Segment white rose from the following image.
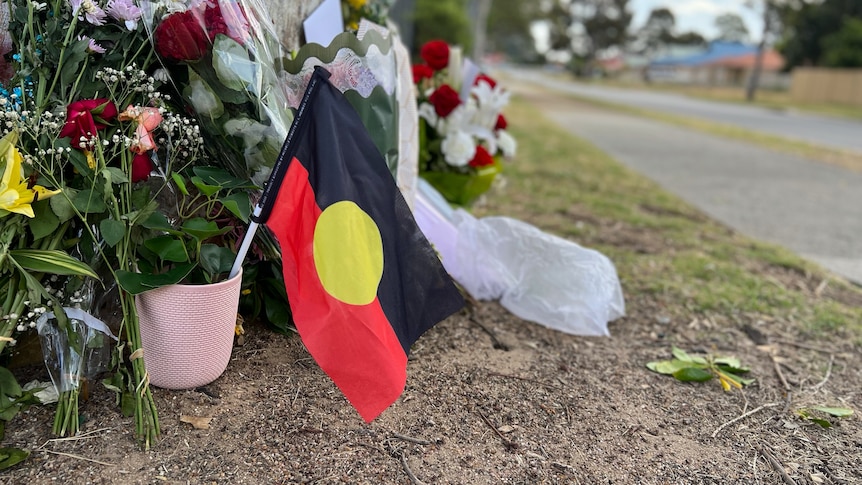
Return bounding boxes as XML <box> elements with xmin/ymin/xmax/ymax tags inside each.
<box><xmin>496</xmin><ymin>130</ymin><xmax>517</xmax><ymax>159</ymax></box>
<box><xmin>441</xmin><ymin>131</ymin><xmax>476</xmax><ymax>167</ymax></box>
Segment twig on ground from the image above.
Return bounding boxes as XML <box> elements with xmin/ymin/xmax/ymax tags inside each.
<box><xmin>391</xmin><ymin>433</ymin><xmax>432</xmax><ymax>446</ymax></box>
<box><xmin>477</xmin><ymin>411</ymin><xmax>519</xmax><ymax>450</ymax></box>
<box><xmin>712</xmin><ymin>403</ymin><xmax>781</xmax><ymax>438</ymax></box>
<box><xmin>809</xmin><ymin>354</ymin><xmax>835</xmax><ymax>391</ymax></box>
<box><xmin>43</xmin><ymin>427</ymin><xmax>114</xmax><ymax>445</ymax></box>
<box><xmin>756</xmin><ymin>444</ymin><xmax>797</xmax><ymax>485</ymax></box>
<box><xmin>770</xmin><ymin>355</ymin><xmax>791</xmax><ymax>392</ymax></box>
<box><xmin>769</xmin><ymin>354</ymin><xmax>793</xmax><ymax>413</ymax></box>
<box><xmin>775</xmin><ymin>340</ymin><xmax>835</xmax><ymax>354</ymax></box>
<box><xmin>399</xmin><ymin>452</ymin><xmax>426</xmax><ymax>485</ymax></box>
<box><xmin>43</xmin><ymin>450</ymin><xmax>114</xmax><ymax>466</ymax></box>
<box><xmin>468</xmin><ymin>316</ymin><xmax>509</xmax><ymax>351</ymax></box>
<box><xmin>487</xmin><ymin>372</ymin><xmax>563</xmax><ymax>391</ymax></box>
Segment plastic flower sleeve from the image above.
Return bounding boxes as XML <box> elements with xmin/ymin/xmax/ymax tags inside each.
<box><xmin>414</xmin><ymin>179</ymin><xmax>626</xmax><ymax>337</ymax></box>
<box><xmin>36</xmin><ymin>307</ymin><xmax>117</xmax><ymax>394</ymax></box>
<box><xmin>138</xmin><ymin>0</ymin><xmax>293</xmax><ymax>185</ymax></box>
<box><xmin>280</xmin><ymin>19</ymin><xmax>400</xmax><ymax>177</ymax></box>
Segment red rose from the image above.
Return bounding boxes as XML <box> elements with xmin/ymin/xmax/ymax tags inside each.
<box><xmin>154</xmin><ymin>8</ymin><xmax>209</xmax><ymax>62</ymax></box>
<box><xmin>469</xmin><ymin>145</ymin><xmax>495</xmax><ymax>168</ymax></box>
<box><xmin>204</xmin><ymin>2</ymin><xmax>250</xmax><ymax>44</ymax></box>
<box><xmin>428</xmin><ymin>84</ymin><xmax>461</xmax><ymax>118</ymax></box>
<box><xmin>60</xmin><ymin>98</ymin><xmax>118</xmax><ymax>148</ymax></box>
<box><xmin>131</xmin><ymin>153</ymin><xmax>154</xmax><ymax>183</ymax></box>
<box><xmin>474</xmin><ymin>73</ymin><xmax>497</xmax><ymax>89</ymax></box>
<box><xmin>412</xmin><ymin>64</ymin><xmax>433</xmax><ymax>83</ymax></box>
<box><xmin>420</xmin><ymin>40</ymin><xmax>450</xmax><ymax>71</ymax></box>
<box><xmin>495</xmin><ymin>114</ymin><xmax>507</xmax><ymax>131</ymax></box>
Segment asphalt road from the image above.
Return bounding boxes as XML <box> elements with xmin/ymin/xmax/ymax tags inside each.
<box><xmin>508</xmin><ymin>67</ymin><xmax>862</xmax><ymax>155</ymax></box>
<box><xmin>506</xmin><ymin>69</ymin><xmax>862</xmax><ymax>284</ymax></box>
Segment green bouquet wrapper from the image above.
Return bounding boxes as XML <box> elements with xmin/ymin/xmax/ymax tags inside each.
<box><xmin>420</xmin><ymin>158</ymin><xmax>501</xmax><ymax>207</ymax></box>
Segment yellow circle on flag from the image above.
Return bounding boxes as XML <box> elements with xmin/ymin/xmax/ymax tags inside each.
<box><xmin>313</xmin><ymin>200</ymin><xmax>384</xmax><ymax>305</ymax></box>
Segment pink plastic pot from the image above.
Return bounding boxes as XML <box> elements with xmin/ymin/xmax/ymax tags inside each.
<box><xmin>136</xmin><ymin>269</ymin><xmax>242</xmax><ymax>389</ymax></box>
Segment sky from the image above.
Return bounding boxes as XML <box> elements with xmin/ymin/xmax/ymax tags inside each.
<box><xmin>629</xmin><ymin>0</ymin><xmax>764</xmax><ymax>42</ymax></box>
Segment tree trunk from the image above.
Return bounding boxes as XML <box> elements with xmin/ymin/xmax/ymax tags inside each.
<box><xmin>472</xmin><ymin>0</ymin><xmax>492</xmax><ymax>64</ymax></box>
<box><xmin>261</xmin><ymin>0</ymin><xmax>325</xmax><ymax>51</ymax></box>
<box><xmin>745</xmin><ymin>4</ymin><xmax>771</xmax><ymax>102</ymax></box>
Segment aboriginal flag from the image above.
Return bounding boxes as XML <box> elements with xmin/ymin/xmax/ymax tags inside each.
<box><xmin>255</xmin><ymin>67</ymin><xmax>464</xmax><ymax>422</ymax></box>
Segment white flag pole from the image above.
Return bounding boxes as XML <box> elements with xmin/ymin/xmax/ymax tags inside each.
<box><xmin>228</xmin><ymin>205</ymin><xmax>263</xmax><ymax>280</ymax></box>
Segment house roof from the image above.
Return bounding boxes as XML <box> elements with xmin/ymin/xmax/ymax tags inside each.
<box><xmin>650</xmin><ymin>41</ymin><xmax>758</xmax><ymax>67</ymax></box>
<box><xmin>707</xmin><ymin>50</ymin><xmax>785</xmax><ymax>71</ymax></box>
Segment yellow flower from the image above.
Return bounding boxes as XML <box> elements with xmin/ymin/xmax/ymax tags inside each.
<box><xmin>0</xmin><ymin>131</ymin><xmax>61</xmax><ymax>218</ymax></box>
<box><xmin>347</xmin><ymin>0</ymin><xmax>366</xmax><ymax>9</ymax></box>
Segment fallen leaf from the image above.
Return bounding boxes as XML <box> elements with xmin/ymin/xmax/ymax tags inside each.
<box><xmin>497</xmin><ymin>425</ymin><xmax>515</xmax><ymax>434</ymax></box>
<box><xmin>180</xmin><ymin>415</ymin><xmax>213</xmax><ymax>430</ymax></box>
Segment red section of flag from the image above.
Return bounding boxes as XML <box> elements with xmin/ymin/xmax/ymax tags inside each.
<box><xmin>266</xmin><ymin>157</ymin><xmax>408</xmax><ymax>422</ymax></box>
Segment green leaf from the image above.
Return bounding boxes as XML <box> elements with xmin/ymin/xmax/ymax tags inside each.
<box><xmin>141</xmin><ymin>211</ymin><xmax>173</xmax><ymax>231</ymax></box>
<box><xmin>9</xmin><ymin>250</ymin><xmax>98</xmax><ymax>278</ymax></box>
<box><xmin>180</xmin><ymin>218</ymin><xmax>231</xmax><ymax>241</ymax></box>
<box><xmin>190</xmin><ymin>176</ymin><xmax>221</xmax><ymax>197</ymax></box>
<box><xmin>0</xmin><ymin>368</ymin><xmax>21</xmax><ymax>399</ymax></box>
<box><xmin>672</xmin><ymin>367</ymin><xmax>714</xmax><ymax>382</ymax></box>
<box><xmin>171</xmin><ymin>172</ymin><xmax>189</xmax><ymax>196</ymax></box>
<box><xmin>671</xmin><ymin>347</ymin><xmax>707</xmax><ymax>365</ymax></box>
<box><xmin>809</xmin><ymin>418</ymin><xmax>832</xmax><ymax>428</ymax></box>
<box><xmin>0</xmin><ymin>447</ymin><xmax>29</xmax><ymax>470</ymax></box>
<box><xmin>811</xmin><ymin>407</ymin><xmax>854</xmax><ymax>418</ymax></box>
<box><xmin>105</xmin><ymin>167</ymin><xmax>129</xmax><ymax>184</ymax></box>
<box><xmin>50</xmin><ymin>191</ymin><xmax>77</xmax><ymax>223</ymax></box>
<box><xmin>193</xmin><ymin>166</ymin><xmax>257</xmax><ymax>190</ymax></box>
<box><xmin>647</xmin><ymin>359</ymin><xmax>704</xmax><ymax>375</ymax></box>
<box><xmin>713</xmin><ymin>356</ymin><xmax>743</xmax><ymax>369</ymax></box>
<box><xmin>65</xmin><ymin>145</ymin><xmax>94</xmax><ymax>177</ymax></box>
<box><xmin>72</xmin><ymin>189</ymin><xmax>107</xmax><ymax>214</ymax></box>
<box><xmin>220</xmin><ymin>192</ymin><xmax>251</xmax><ymax>222</ymax></box>
<box><xmin>59</xmin><ymin>41</ymin><xmax>88</xmax><ymax>93</ymax></box>
<box><xmin>116</xmin><ymin>264</ymin><xmax>196</xmax><ymax>294</ymax></box>
<box><xmin>212</xmin><ymin>34</ymin><xmax>257</xmax><ymax>91</ymax></box>
<box><xmin>100</xmin><ymin>219</ymin><xmax>125</xmax><ymax>247</ymax></box>
<box><xmin>29</xmin><ymin>200</ymin><xmax>61</xmax><ymax>241</ymax></box>
<box><xmin>199</xmin><ymin>244</ymin><xmax>235</xmax><ymax>278</ymax></box>
<box><xmin>144</xmin><ymin>236</ymin><xmax>188</xmax><ymax>263</ymax></box>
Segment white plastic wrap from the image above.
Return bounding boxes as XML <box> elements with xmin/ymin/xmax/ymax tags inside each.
<box><xmin>415</xmin><ymin>180</ymin><xmax>625</xmax><ymax>336</ymax></box>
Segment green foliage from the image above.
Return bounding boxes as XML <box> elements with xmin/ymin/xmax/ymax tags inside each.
<box><xmin>821</xmin><ymin>18</ymin><xmax>862</xmax><ymax>67</ymax></box>
<box><xmin>777</xmin><ymin>0</ymin><xmax>862</xmax><ymax>69</ymax></box>
<box><xmin>412</xmin><ymin>0</ymin><xmax>472</xmax><ymax>56</ymax></box>
<box><xmin>544</xmin><ymin>0</ymin><xmax>633</xmax><ymax>66</ymax></box>
<box><xmin>116</xmin><ymin>166</ymin><xmax>252</xmax><ymax>294</ymax></box>
<box><xmin>0</xmin><ymin>447</ymin><xmax>29</xmax><ymax>470</ymax></box>
<box><xmin>647</xmin><ymin>347</ymin><xmax>755</xmax><ymax>391</ymax></box>
<box><xmin>486</xmin><ymin>0</ymin><xmax>543</xmax><ymax>61</ymax></box>
<box><xmin>713</xmin><ymin>13</ymin><xmax>749</xmax><ymax>43</ymax></box>
<box><xmin>797</xmin><ymin>406</ymin><xmax>854</xmax><ymax>428</ymax></box>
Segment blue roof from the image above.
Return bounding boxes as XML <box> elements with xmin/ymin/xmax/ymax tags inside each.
<box><xmin>650</xmin><ymin>42</ymin><xmax>758</xmax><ymax>67</ymax></box>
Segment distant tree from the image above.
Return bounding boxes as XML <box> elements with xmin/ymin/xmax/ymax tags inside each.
<box><xmin>821</xmin><ymin>18</ymin><xmax>862</xmax><ymax>67</ymax></box>
<box><xmin>777</xmin><ymin>0</ymin><xmax>862</xmax><ymax>69</ymax></box>
<box><xmin>714</xmin><ymin>13</ymin><xmax>750</xmax><ymax>42</ymax></box>
<box><xmin>637</xmin><ymin>7</ymin><xmax>676</xmax><ymax>54</ymax></box>
<box><xmin>544</xmin><ymin>0</ymin><xmax>633</xmax><ymax>74</ymax></box>
<box><xmin>674</xmin><ymin>31</ymin><xmax>707</xmax><ymax>46</ymax></box>
<box><xmin>412</xmin><ymin>0</ymin><xmax>473</xmax><ymax>56</ymax></box>
<box><xmin>484</xmin><ymin>0</ymin><xmax>543</xmax><ymax>62</ymax></box>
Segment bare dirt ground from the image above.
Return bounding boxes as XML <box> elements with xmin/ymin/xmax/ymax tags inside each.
<box><xmin>2</xmin><ymin>91</ymin><xmax>861</xmax><ymax>485</ymax></box>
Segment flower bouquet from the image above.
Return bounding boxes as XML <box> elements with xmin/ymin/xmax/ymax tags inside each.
<box><xmin>413</xmin><ymin>40</ymin><xmax>516</xmax><ymax>206</ymax></box>
<box><xmin>2</xmin><ymin>0</ymin><xmax>220</xmax><ymax>445</ymax></box>
<box><xmin>139</xmin><ymin>0</ymin><xmax>293</xmax><ymax>186</ymax></box>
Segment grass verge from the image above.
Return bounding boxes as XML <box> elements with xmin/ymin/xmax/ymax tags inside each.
<box><xmin>476</xmin><ymin>94</ymin><xmax>862</xmax><ymax>341</ymax></box>
<box><xmin>510</xmin><ymin>73</ymin><xmax>862</xmax><ymax>173</ymax></box>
